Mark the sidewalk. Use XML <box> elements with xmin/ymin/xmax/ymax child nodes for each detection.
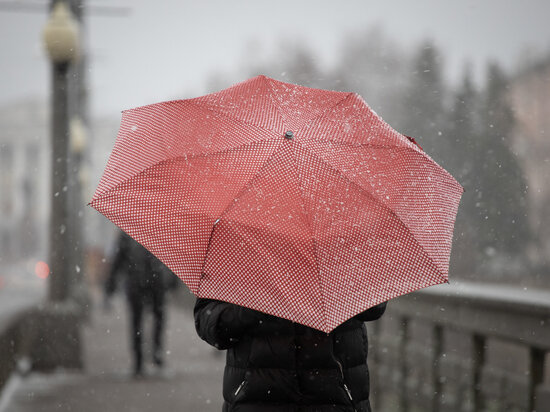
<box><xmin>1</xmin><ymin>294</ymin><xmax>226</xmax><ymax>412</ymax></box>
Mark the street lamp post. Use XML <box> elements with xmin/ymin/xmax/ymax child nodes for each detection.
<box><xmin>68</xmin><ymin>116</ymin><xmax>88</xmax><ymax>308</ymax></box>
<box><xmin>43</xmin><ymin>0</ymin><xmax>80</xmax><ymax>302</ymax></box>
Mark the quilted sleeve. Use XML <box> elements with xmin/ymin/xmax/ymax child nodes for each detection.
<box><xmin>194</xmin><ymin>298</ymin><xmax>265</xmax><ymax>350</ymax></box>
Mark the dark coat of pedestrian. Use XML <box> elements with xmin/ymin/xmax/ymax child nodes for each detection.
<box><xmin>194</xmin><ymin>298</ymin><xmax>386</xmax><ymax>412</ymax></box>
<box><xmin>105</xmin><ymin>231</ymin><xmax>177</xmax><ymax>376</ymax></box>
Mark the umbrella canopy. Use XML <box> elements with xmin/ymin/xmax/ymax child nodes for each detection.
<box><xmin>90</xmin><ymin>75</ymin><xmax>463</xmax><ymax>332</ymax></box>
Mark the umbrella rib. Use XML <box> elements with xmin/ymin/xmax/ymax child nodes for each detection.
<box><xmin>263</xmin><ymin>76</ymin><xmax>294</xmax><ymax>130</ymax></box>
<box><xmin>299</xmin><ymin>122</ymin><xmax>423</xmax><ymax>152</ymax></box>
<box><xmin>198</xmin><ymin>219</ymin><xmax>219</xmax><ymax>291</ymax></box>
<box><xmin>187</xmin><ymin>88</ymin><xmax>285</xmax><ymax>135</ymax></box>
<box><xmin>126</xmin><ymin>99</ymin><xmax>282</xmax><ymax>154</ymax></box>
<box><xmin>312</xmin><ymin>140</ymin><xmax>424</xmax><ymax>156</ymax></box>
<box><xmin>198</xmin><ymin>139</ymin><xmax>284</xmax><ymax>280</ymax></box>
<box><xmin>214</xmin><ymin>140</ymin><xmax>283</xmax><ymax>220</ymax></box>
<box><xmin>301</xmin><ymin>122</ymin><xmax>461</xmax><ymax>190</ymax></box>
<box><xmin>294</xmin><ymin>93</ymin><xmax>457</xmax><ymax>183</ymax></box>
<box><xmin>308</xmin><ymin>139</ymin><xmax>463</xmax><ymax>192</ymax></box>
<box><xmin>89</xmin><ymin>136</ymin><xmax>282</xmax><ymax>204</ymax></box>
<box><xmin>296</xmin><ymin>92</ymin><xmax>355</xmax><ymax>134</ymax></box>
<box><xmin>300</xmin><ymin>144</ymin><xmax>449</xmax><ymax>280</ymax></box>
<box><xmin>288</xmin><ymin>145</ymin><xmax>329</xmax><ymax>330</ymax></box>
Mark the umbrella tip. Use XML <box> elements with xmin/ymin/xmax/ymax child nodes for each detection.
<box><xmin>284</xmin><ymin>131</ymin><xmax>294</xmax><ymax>140</ymax></box>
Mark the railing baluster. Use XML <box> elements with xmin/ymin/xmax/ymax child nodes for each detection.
<box><xmin>472</xmin><ymin>334</ymin><xmax>486</xmax><ymax>412</ymax></box>
<box><xmin>399</xmin><ymin>317</ymin><xmax>409</xmax><ymax>412</ymax></box>
<box><xmin>528</xmin><ymin>347</ymin><xmax>544</xmax><ymax>412</ymax></box>
<box><xmin>433</xmin><ymin>324</ymin><xmax>444</xmax><ymax>412</ymax></box>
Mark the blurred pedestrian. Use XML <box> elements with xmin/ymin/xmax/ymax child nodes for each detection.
<box><xmin>105</xmin><ymin>231</ymin><xmax>177</xmax><ymax>377</ymax></box>
<box><xmin>194</xmin><ymin>298</ymin><xmax>386</xmax><ymax>412</ymax></box>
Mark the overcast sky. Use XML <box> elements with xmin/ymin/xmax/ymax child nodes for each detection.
<box><xmin>1</xmin><ymin>0</ymin><xmax>550</xmax><ymax>119</ymax></box>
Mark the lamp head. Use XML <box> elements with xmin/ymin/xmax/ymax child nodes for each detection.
<box><xmin>43</xmin><ymin>1</ymin><xmax>80</xmax><ymax>65</ymax></box>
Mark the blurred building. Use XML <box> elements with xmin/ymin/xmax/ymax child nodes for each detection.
<box><xmin>0</xmin><ymin>98</ymin><xmax>119</xmax><ymax>274</ymax></box>
<box><xmin>0</xmin><ymin>99</ymin><xmax>49</xmax><ymax>262</ymax></box>
<box><xmin>508</xmin><ymin>56</ymin><xmax>550</xmax><ymax>270</ymax></box>
<box><xmin>85</xmin><ymin>113</ymin><xmax>121</xmax><ymax>265</ymax></box>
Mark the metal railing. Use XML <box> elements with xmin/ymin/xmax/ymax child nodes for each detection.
<box><xmin>369</xmin><ymin>282</ymin><xmax>550</xmax><ymax>412</ymax></box>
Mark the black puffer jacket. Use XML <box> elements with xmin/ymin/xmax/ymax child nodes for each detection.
<box><xmin>194</xmin><ymin>298</ymin><xmax>386</xmax><ymax>412</ymax></box>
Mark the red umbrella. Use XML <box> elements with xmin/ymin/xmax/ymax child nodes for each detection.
<box><xmin>90</xmin><ymin>75</ymin><xmax>463</xmax><ymax>332</ymax></box>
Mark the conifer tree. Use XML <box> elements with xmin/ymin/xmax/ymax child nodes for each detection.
<box><xmin>476</xmin><ymin>63</ymin><xmax>530</xmax><ymax>272</ymax></box>
<box><xmin>446</xmin><ymin>69</ymin><xmax>481</xmax><ymax>276</ymax></box>
<box><xmin>401</xmin><ymin>41</ymin><xmax>447</xmax><ymax>159</ymax></box>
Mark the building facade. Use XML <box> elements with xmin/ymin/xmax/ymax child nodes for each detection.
<box><xmin>0</xmin><ymin>99</ymin><xmax>49</xmax><ymax>263</ymax></box>
<box><xmin>508</xmin><ymin>58</ymin><xmax>550</xmax><ymax>271</ymax></box>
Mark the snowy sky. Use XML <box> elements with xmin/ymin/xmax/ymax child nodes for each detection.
<box><xmin>1</xmin><ymin>0</ymin><xmax>550</xmax><ymax>119</ymax></box>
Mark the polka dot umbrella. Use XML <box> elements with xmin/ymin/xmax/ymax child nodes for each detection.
<box><xmin>89</xmin><ymin>75</ymin><xmax>463</xmax><ymax>333</ymax></box>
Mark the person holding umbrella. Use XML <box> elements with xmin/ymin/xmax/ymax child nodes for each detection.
<box><xmin>195</xmin><ymin>298</ymin><xmax>386</xmax><ymax>411</ymax></box>
<box><xmin>89</xmin><ymin>75</ymin><xmax>463</xmax><ymax>408</ymax></box>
